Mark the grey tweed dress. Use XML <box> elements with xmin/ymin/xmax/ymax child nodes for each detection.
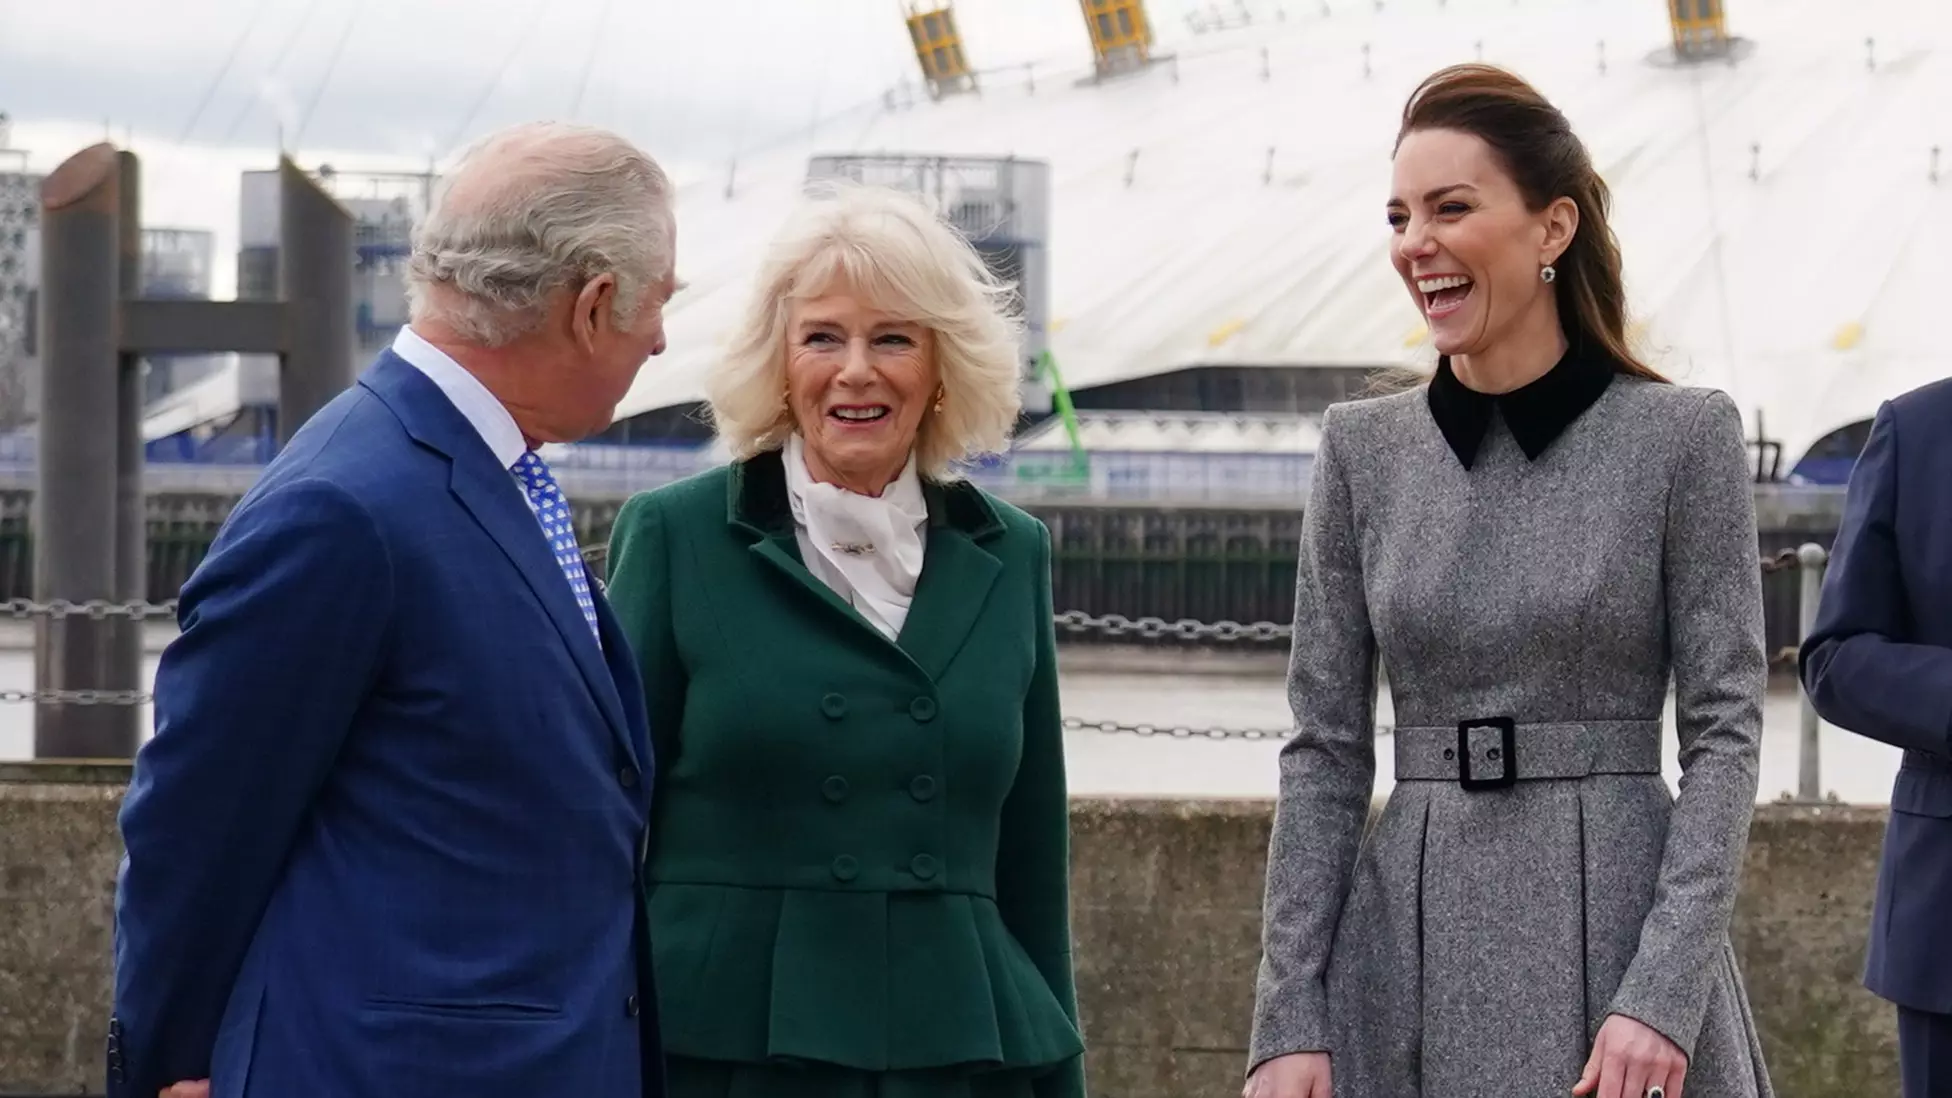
<box><xmin>1248</xmin><ymin>346</ymin><xmax>1775</xmax><ymax>1097</ymax></box>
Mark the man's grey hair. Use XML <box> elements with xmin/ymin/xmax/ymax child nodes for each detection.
<box><xmin>406</xmin><ymin>122</ymin><xmax>674</xmax><ymax>348</ymax></box>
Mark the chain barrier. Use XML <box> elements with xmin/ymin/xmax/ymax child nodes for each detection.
<box><xmin>1055</xmin><ymin>610</ymin><xmax>1291</xmax><ymax>642</ymax></box>
<box><xmin>0</xmin><ymin>688</ymin><xmax>153</xmax><ymax>706</ymax></box>
<box><xmin>1062</xmin><ymin>716</ymin><xmax>1286</xmax><ymax>741</ymax></box>
<box><xmin>0</xmin><ymin>553</ymin><xmax>1824</xmax><ymax>721</ymax></box>
<box><xmin>0</xmin><ymin>600</ymin><xmax>172</xmax><ymax>706</ymax></box>
<box><xmin>1</xmin><ymin>598</ymin><xmax>178</xmax><ymax>620</ymax></box>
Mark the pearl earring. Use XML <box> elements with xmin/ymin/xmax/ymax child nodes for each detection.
<box><xmin>1540</xmin><ymin>265</ymin><xmax>1557</xmax><ymax>284</ymax></box>
<box><xmin>933</xmin><ymin>388</ymin><xmax>946</xmax><ymax>414</ymax></box>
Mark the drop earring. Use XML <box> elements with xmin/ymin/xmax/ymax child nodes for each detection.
<box><xmin>1540</xmin><ymin>265</ymin><xmax>1557</xmax><ymax>284</ymax></box>
<box><xmin>933</xmin><ymin>387</ymin><xmax>946</xmax><ymax>414</ymax></box>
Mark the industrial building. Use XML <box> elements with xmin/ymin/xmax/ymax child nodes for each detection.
<box><xmin>139</xmin><ymin>165</ymin><xmax>434</xmax><ymax>464</ymax></box>
<box><xmin>0</xmin><ymin>115</ymin><xmax>223</xmax><ymax>443</ymax></box>
<box><xmin>0</xmin><ymin>114</ymin><xmax>38</xmax><ymax>433</ymax></box>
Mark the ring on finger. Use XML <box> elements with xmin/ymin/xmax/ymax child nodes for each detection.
<box><xmin>1646</xmin><ymin>1087</ymin><xmax>1665</xmax><ymax>1098</ymax></box>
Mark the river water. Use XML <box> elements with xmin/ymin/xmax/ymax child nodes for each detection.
<box><xmin>0</xmin><ymin>628</ymin><xmax>1901</xmax><ymax>806</ymax></box>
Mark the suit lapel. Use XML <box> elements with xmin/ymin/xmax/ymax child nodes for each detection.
<box><xmin>729</xmin><ymin>449</ymin><xmax>1005</xmax><ymax>682</ymax></box>
<box><xmin>361</xmin><ymin>353</ymin><xmax>638</xmax><ymax>769</ymax></box>
<box><xmin>896</xmin><ymin>524</ymin><xmax>1001</xmax><ymax>680</ymax></box>
<box><xmin>448</xmin><ymin>457</ymin><xmax>637</xmax><ymax>766</ymax></box>
<box><xmin>748</xmin><ymin>534</ymin><xmax>884</xmax><ymax>639</ymax></box>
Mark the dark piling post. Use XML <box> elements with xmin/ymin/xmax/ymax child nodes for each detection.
<box><xmin>277</xmin><ymin>156</ymin><xmax>355</xmax><ymax>445</ymax></box>
<box><xmin>34</xmin><ymin>143</ymin><xmax>137</xmax><ymax>757</ymax></box>
<box><xmin>113</xmin><ymin>149</ymin><xmax>148</xmax><ymax>750</ymax></box>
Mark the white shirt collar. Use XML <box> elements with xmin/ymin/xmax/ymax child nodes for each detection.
<box><xmin>391</xmin><ymin>325</ymin><xmax>527</xmax><ymax>469</ymax></box>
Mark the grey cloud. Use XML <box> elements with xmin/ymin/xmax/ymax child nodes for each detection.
<box><xmin>2</xmin><ymin>49</ymin><xmax>861</xmax><ymax>164</ymax></box>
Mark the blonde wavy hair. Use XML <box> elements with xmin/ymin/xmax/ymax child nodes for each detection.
<box><xmin>703</xmin><ymin>181</ymin><xmax>1025</xmax><ymax>480</ymax></box>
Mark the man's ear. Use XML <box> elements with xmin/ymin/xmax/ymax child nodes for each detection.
<box><xmin>570</xmin><ymin>274</ymin><xmax>618</xmax><ymax>350</ymax></box>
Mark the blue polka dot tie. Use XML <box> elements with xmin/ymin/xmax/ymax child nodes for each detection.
<box><xmin>511</xmin><ymin>450</ymin><xmax>601</xmax><ymax>643</ymax></box>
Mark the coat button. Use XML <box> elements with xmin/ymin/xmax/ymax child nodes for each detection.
<box><xmin>823</xmin><ymin>776</ymin><xmax>850</xmax><ymax>803</ymax></box>
<box><xmin>909</xmin><ymin>696</ymin><xmax>937</xmax><ymax>722</ymax></box>
<box><xmin>822</xmin><ymin>693</ymin><xmax>848</xmax><ymax>719</ymax></box>
<box><xmin>625</xmin><ymin>994</ymin><xmax>640</xmax><ymax>1017</ymax></box>
<box><xmin>1443</xmin><ymin>748</ymin><xmax>1456</xmax><ymax>761</ymax></box>
<box><xmin>831</xmin><ymin>855</ymin><xmax>859</xmax><ymax>882</ymax></box>
<box><xmin>909</xmin><ymin>775</ymin><xmax>937</xmax><ymax>802</ymax></box>
<box><xmin>619</xmin><ymin>766</ymin><xmax>639</xmax><ymax>788</ymax></box>
<box><xmin>910</xmin><ymin>854</ymin><xmax>939</xmax><ymax>880</ymax></box>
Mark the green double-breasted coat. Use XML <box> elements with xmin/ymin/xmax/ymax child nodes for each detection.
<box><xmin>604</xmin><ymin>449</ymin><xmax>1086</xmax><ymax>1098</ymax></box>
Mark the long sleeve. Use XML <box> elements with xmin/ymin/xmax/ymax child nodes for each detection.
<box><xmin>111</xmin><ymin>478</ymin><xmax>394</xmax><ymax>1098</ymax></box>
<box><xmin>995</xmin><ymin>521</ymin><xmax>1086</xmax><ymax>1098</ymax></box>
<box><xmin>1247</xmin><ymin>404</ymin><xmax>1379</xmax><ymax>1071</ymax></box>
<box><xmin>605</xmin><ymin>490</ymin><xmax>689</xmax><ymax>774</ymax></box>
<box><xmin>1799</xmin><ymin>402</ymin><xmax>1952</xmax><ymax>757</ymax></box>
<box><xmin>1605</xmin><ymin>390</ymin><xmax>1766</xmax><ymax>1055</ymax></box>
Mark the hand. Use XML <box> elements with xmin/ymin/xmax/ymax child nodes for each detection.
<box><xmin>1573</xmin><ymin>1014</ymin><xmax>1686</xmax><ymax>1098</ymax></box>
<box><xmin>1243</xmin><ymin>1051</ymin><xmax>1332</xmax><ymax>1098</ymax></box>
<box><xmin>159</xmin><ymin>1080</ymin><xmax>209</xmax><ymax>1098</ymax></box>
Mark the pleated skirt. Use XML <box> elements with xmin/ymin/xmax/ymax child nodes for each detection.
<box><xmin>666</xmin><ymin>1056</ymin><xmax>1039</xmax><ymax>1098</ymax></box>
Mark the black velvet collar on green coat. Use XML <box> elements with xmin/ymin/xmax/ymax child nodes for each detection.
<box><xmin>1426</xmin><ymin>334</ymin><xmax>1617</xmax><ymax>470</ymax></box>
<box><xmin>720</xmin><ymin>445</ymin><xmax>1012</xmax><ymax>679</ymax></box>
<box><xmin>724</xmin><ymin>446</ymin><xmax>1005</xmax><ymax>542</ymax></box>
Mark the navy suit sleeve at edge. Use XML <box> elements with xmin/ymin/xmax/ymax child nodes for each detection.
<box><xmin>1798</xmin><ymin>402</ymin><xmax>1952</xmax><ymax>757</ymax></box>
<box><xmin>995</xmin><ymin>522</ymin><xmax>1086</xmax><ymax>1098</ymax></box>
<box><xmin>112</xmin><ymin>476</ymin><xmax>394</xmax><ymax>1098</ymax></box>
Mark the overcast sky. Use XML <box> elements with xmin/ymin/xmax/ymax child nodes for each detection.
<box><xmin>4</xmin><ymin>0</ymin><xmax>1193</xmax><ymax>293</ymax></box>
<box><xmin>3</xmin><ymin>0</ymin><xmax>1164</xmax><ymax>165</ymax></box>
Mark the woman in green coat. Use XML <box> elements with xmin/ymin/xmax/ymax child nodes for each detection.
<box><xmin>604</xmin><ymin>182</ymin><xmax>1086</xmax><ymax>1098</ymax></box>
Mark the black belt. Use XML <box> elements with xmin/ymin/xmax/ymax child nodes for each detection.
<box><xmin>1393</xmin><ymin>718</ymin><xmax>1664</xmax><ymax>791</ymax></box>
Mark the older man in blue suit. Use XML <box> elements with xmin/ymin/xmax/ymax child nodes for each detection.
<box><xmin>110</xmin><ymin>121</ymin><xmax>679</xmax><ymax>1098</ymax></box>
<box><xmin>1800</xmin><ymin>376</ymin><xmax>1952</xmax><ymax>1098</ymax></box>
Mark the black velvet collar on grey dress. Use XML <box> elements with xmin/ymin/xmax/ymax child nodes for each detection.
<box><xmin>1425</xmin><ymin>336</ymin><xmax>1617</xmax><ymax>470</ymax></box>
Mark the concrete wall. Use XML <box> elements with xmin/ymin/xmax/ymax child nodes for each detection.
<box><xmin>0</xmin><ymin>765</ymin><xmax>1900</xmax><ymax>1097</ymax></box>
<box><xmin>0</xmin><ymin>763</ymin><xmax>126</xmax><ymax>1096</ymax></box>
<box><xmin>1069</xmin><ymin>799</ymin><xmax>1898</xmax><ymax>1098</ymax></box>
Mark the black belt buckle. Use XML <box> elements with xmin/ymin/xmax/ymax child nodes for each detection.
<box><xmin>1457</xmin><ymin>716</ymin><xmax>1517</xmax><ymax>791</ymax></box>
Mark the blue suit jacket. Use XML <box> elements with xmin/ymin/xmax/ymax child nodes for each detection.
<box><xmin>1800</xmin><ymin>375</ymin><xmax>1952</xmax><ymax>1014</ymax></box>
<box><xmin>109</xmin><ymin>351</ymin><xmax>665</xmax><ymax>1098</ymax></box>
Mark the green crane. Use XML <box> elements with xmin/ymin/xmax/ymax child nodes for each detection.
<box><xmin>1018</xmin><ymin>349</ymin><xmax>1089</xmax><ymax>487</ymax></box>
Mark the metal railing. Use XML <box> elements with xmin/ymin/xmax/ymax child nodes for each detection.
<box><xmin>0</xmin><ymin>547</ymin><xmax>1837</xmax><ymax>797</ymax></box>
<box><xmin>0</xmin><ymin>448</ymin><xmax>1320</xmax><ymax>506</ymax></box>
<box><xmin>1792</xmin><ymin>543</ymin><xmax>1831</xmax><ymax>802</ymax></box>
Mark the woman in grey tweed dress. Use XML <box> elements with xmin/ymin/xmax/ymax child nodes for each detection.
<box><xmin>1245</xmin><ymin>65</ymin><xmax>1774</xmax><ymax>1098</ymax></box>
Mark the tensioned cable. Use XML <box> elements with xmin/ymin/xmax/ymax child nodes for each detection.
<box><xmin>176</xmin><ymin>1</ymin><xmax>274</xmax><ymax>144</ymax></box>
<box><xmin>569</xmin><ymin>0</ymin><xmax>618</xmax><ymax>120</ymax></box>
<box><xmin>292</xmin><ymin>0</ymin><xmax>370</xmax><ymax>150</ymax></box>
<box><xmin>219</xmin><ymin>0</ymin><xmax>328</xmax><ymax>145</ymax></box>
<box><xmin>440</xmin><ymin>0</ymin><xmax>555</xmax><ymax>158</ymax></box>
